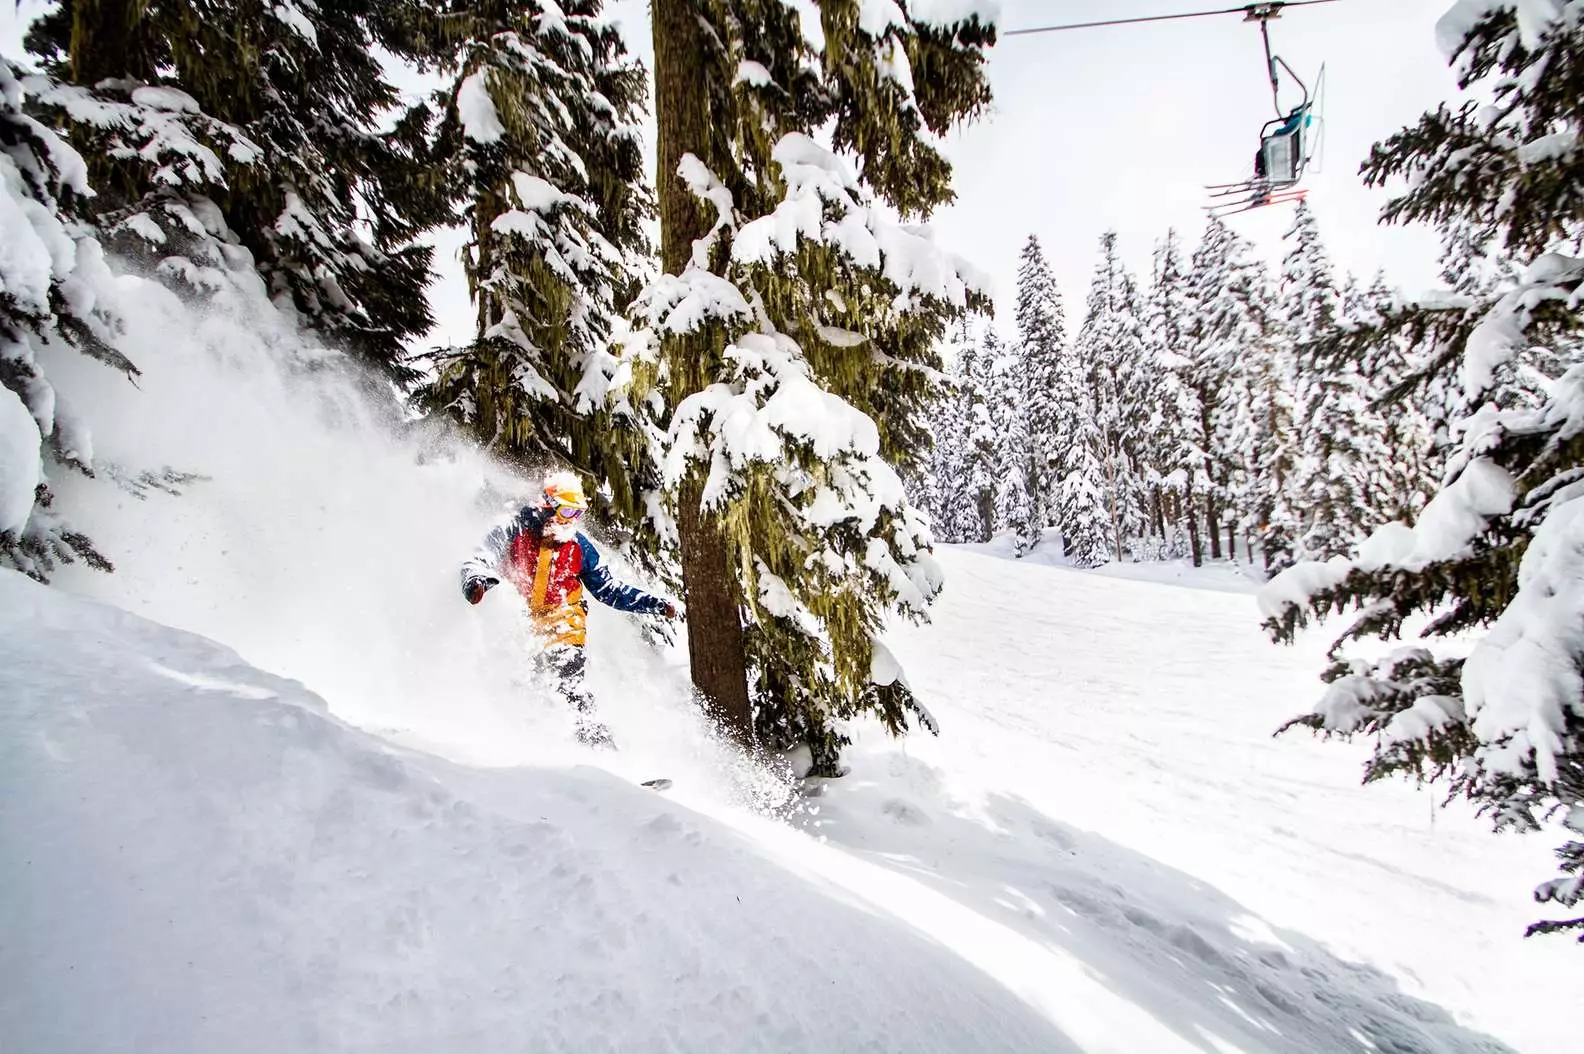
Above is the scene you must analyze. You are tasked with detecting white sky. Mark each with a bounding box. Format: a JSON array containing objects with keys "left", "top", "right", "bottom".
[{"left": 2, "top": 0, "right": 1464, "bottom": 347}]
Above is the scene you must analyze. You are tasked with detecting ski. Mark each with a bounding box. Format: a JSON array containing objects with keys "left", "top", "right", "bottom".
[{"left": 640, "top": 778, "right": 673, "bottom": 791}]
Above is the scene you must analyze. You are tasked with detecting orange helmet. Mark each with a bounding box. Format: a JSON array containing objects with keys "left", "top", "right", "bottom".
[{"left": 542, "top": 470, "right": 589, "bottom": 511}]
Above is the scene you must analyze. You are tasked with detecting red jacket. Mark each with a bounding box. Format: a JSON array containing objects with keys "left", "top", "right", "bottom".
[{"left": 462, "top": 505, "right": 666, "bottom": 646}]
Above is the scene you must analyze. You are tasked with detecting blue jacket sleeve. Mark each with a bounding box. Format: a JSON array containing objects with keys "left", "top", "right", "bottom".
[
  {"left": 577, "top": 536, "right": 668, "bottom": 615},
  {"left": 461, "top": 507, "right": 543, "bottom": 596}
]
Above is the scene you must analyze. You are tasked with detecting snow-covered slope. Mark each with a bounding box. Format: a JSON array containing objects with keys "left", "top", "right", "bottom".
[
  {"left": 846, "top": 548, "right": 1576, "bottom": 1053},
  {"left": 0, "top": 570, "right": 1071, "bottom": 1054},
  {"left": 5, "top": 546, "right": 1575, "bottom": 1053},
  {"left": 2, "top": 257, "right": 1573, "bottom": 1052}
]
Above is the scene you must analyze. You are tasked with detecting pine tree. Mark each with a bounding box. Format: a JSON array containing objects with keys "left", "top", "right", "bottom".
[
  {"left": 411, "top": 0, "right": 657, "bottom": 539},
  {"left": 1056, "top": 378, "right": 1110, "bottom": 569},
  {"left": 1184, "top": 217, "right": 1259, "bottom": 563},
  {"left": 1075, "top": 233, "right": 1148, "bottom": 562},
  {"left": 1014, "top": 234, "right": 1067, "bottom": 533},
  {"left": 1345, "top": 272, "right": 1431, "bottom": 529},
  {"left": 961, "top": 329, "right": 999, "bottom": 544},
  {"left": 1284, "top": 201, "right": 1374, "bottom": 559},
  {"left": 630, "top": 0, "right": 995, "bottom": 771},
  {"left": 988, "top": 329, "right": 1037, "bottom": 554},
  {"left": 1241, "top": 268, "right": 1301, "bottom": 570},
  {"left": 25, "top": 0, "right": 449, "bottom": 376},
  {"left": 922, "top": 322, "right": 976, "bottom": 543},
  {"left": 1265, "top": 3, "right": 1584, "bottom": 940},
  {"left": 0, "top": 60, "right": 121, "bottom": 580},
  {"left": 1144, "top": 230, "right": 1199, "bottom": 561}
]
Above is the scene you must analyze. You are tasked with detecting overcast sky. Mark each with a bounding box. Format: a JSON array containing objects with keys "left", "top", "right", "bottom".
[{"left": 2, "top": 0, "right": 1465, "bottom": 347}]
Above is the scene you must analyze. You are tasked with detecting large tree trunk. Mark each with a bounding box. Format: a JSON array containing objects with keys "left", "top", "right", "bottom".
[
  {"left": 1185, "top": 486, "right": 1203, "bottom": 568},
  {"left": 652, "top": 0, "right": 753, "bottom": 745}
]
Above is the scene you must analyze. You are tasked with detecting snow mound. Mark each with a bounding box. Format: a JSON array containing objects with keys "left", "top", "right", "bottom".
[{"left": 0, "top": 570, "right": 1068, "bottom": 1054}]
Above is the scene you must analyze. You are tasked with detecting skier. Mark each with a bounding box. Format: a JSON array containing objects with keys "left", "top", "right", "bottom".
[{"left": 461, "top": 471, "right": 678, "bottom": 747}]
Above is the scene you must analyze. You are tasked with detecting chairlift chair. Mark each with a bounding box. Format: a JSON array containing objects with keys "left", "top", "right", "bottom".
[{"left": 1205, "top": 4, "right": 1325, "bottom": 219}]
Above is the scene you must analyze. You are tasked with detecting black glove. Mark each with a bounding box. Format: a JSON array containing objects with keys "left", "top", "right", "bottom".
[{"left": 464, "top": 576, "right": 499, "bottom": 605}]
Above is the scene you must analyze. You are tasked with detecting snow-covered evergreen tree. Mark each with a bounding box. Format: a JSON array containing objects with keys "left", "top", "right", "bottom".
[
  {"left": 922, "top": 322, "right": 976, "bottom": 543},
  {"left": 1014, "top": 234, "right": 1066, "bottom": 532},
  {"left": 1353, "top": 271, "right": 1435, "bottom": 526},
  {"left": 988, "top": 329, "right": 1037, "bottom": 554},
  {"left": 0, "top": 61, "right": 121, "bottom": 580},
  {"left": 625, "top": 0, "right": 996, "bottom": 771},
  {"left": 1143, "top": 230, "right": 1200, "bottom": 560},
  {"left": 1284, "top": 202, "right": 1374, "bottom": 560},
  {"left": 1075, "top": 233, "right": 1148, "bottom": 561},
  {"left": 412, "top": 0, "right": 656, "bottom": 537},
  {"left": 25, "top": 0, "right": 447, "bottom": 375},
  {"left": 1184, "top": 218, "right": 1259, "bottom": 563},
  {"left": 1240, "top": 268, "right": 1301, "bottom": 569},
  {"left": 960, "top": 327, "right": 1000, "bottom": 544},
  {"left": 1264, "top": 0, "right": 1584, "bottom": 940},
  {"left": 1056, "top": 378, "right": 1110, "bottom": 569}
]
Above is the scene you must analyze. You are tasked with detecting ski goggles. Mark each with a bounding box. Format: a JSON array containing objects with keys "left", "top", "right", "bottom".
[{"left": 553, "top": 504, "right": 585, "bottom": 521}]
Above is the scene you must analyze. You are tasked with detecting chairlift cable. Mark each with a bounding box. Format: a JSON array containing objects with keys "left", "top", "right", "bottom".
[{"left": 1002, "top": 0, "right": 1344, "bottom": 38}]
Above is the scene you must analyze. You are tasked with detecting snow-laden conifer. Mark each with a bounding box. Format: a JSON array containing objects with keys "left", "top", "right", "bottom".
[
  {"left": 1353, "top": 271, "right": 1436, "bottom": 527},
  {"left": 1014, "top": 235, "right": 1066, "bottom": 530},
  {"left": 960, "top": 328, "right": 1000, "bottom": 544},
  {"left": 1263, "top": 0, "right": 1584, "bottom": 940},
  {"left": 25, "top": 0, "right": 447, "bottom": 375},
  {"left": 0, "top": 61, "right": 121, "bottom": 579},
  {"left": 1143, "top": 230, "right": 1200, "bottom": 560},
  {"left": 1187, "top": 217, "right": 1266, "bottom": 562},
  {"left": 988, "top": 328, "right": 1037, "bottom": 554},
  {"left": 923, "top": 324, "right": 975, "bottom": 543},
  {"left": 1056, "top": 376, "right": 1111, "bottom": 570},
  {"left": 413, "top": 0, "right": 657, "bottom": 539},
  {"left": 1284, "top": 202, "right": 1374, "bottom": 559},
  {"left": 1240, "top": 267, "right": 1302, "bottom": 569},
  {"left": 1074, "top": 233, "right": 1149, "bottom": 561},
  {"left": 624, "top": 0, "right": 996, "bottom": 771}
]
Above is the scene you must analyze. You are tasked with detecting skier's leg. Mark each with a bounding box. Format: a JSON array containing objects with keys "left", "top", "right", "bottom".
[{"left": 545, "top": 643, "right": 613, "bottom": 748}]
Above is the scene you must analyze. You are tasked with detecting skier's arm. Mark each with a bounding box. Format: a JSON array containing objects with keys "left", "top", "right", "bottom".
[
  {"left": 577, "top": 537, "right": 671, "bottom": 615},
  {"left": 460, "top": 518, "right": 514, "bottom": 603}
]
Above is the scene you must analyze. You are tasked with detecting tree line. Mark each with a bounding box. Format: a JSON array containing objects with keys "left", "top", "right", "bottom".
[{"left": 922, "top": 204, "right": 1467, "bottom": 573}]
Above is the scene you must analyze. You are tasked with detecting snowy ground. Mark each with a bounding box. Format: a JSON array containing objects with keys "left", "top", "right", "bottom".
[
  {"left": 855, "top": 544, "right": 1576, "bottom": 1053},
  {"left": 1, "top": 270, "right": 1576, "bottom": 1052},
  {"left": 5, "top": 542, "right": 1576, "bottom": 1053}
]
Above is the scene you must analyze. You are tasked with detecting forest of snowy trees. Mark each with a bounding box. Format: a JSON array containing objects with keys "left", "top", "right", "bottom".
[{"left": 921, "top": 204, "right": 1458, "bottom": 574}]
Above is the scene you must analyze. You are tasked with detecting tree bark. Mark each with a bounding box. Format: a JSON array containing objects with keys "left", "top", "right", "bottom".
[
  {"left": 1185, "top": 485, "right": 1203, "bottom": 568},
  {"left": 652, "top": 0, "right": 753, "bottom": 745}
]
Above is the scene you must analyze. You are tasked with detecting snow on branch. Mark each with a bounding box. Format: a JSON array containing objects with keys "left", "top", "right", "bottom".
[
  {"left": 733, "top": 133, "right": 989, "bottom": 310},
  {"left": 906, "top": 0, "right": 1002, "bottom": 28},
  {"left": 1435, "top": 0, "right": 1572, "bottom": 57},
  {"left": 24, "top": 76, "right": 259, "bottom": 187}
]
